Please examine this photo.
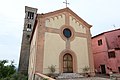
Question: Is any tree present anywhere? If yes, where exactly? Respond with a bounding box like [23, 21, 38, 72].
[0, 60, 16, 78]
[0, 60, 28, 80]
[0, 72, 28, 80]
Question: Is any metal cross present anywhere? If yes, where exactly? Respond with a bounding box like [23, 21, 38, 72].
[63, 0, 69, 8]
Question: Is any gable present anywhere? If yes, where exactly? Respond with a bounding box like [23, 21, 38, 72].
[43, 8, 92, 34]
[69, 14, 86, 33]
[45, 13, 66, 29]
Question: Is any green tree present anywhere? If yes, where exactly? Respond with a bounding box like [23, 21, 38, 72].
[0, 73, 28, 80]
[0, 60, 28, 80]
[0, 60, 16, 78]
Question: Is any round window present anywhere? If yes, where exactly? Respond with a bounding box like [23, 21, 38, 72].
[63, 28, 72, 38]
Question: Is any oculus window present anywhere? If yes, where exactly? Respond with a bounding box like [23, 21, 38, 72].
[63, 28, 72, 38]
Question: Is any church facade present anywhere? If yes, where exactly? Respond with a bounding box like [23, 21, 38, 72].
[19, 6, 94, 79]
[28, 7, 94, 79]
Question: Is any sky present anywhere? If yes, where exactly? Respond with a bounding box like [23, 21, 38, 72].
[0, 0, 120, 67]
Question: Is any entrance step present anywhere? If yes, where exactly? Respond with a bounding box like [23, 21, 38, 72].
[57, 73, 84, 80]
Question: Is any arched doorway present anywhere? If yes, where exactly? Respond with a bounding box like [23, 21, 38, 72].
[63, 53, 73, 73]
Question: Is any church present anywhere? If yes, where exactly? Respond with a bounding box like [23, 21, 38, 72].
[19, 5, 94, 80]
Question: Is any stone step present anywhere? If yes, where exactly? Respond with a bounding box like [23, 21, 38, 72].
[57, 73, 84, 80]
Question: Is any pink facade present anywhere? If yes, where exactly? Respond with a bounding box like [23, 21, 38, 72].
[92, 29, 120, 74]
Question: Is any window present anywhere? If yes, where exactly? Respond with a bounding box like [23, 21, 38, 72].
[118, 35, 120, 38]
[26, 35, 30, 39]
[27, 24, 32, 29]
[98, 39, 102, 46]
[27, 12, 34, 19]
[108, 51, 116, 58]
[118, 67, 120, 72]
[27, 24, 32, 31]
[63, 28, 71, 38]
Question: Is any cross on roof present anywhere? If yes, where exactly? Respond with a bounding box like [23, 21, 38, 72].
[63, 0, 69, 8]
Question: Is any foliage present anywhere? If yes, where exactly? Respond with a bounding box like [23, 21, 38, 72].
[0, 60, 28, 80]
[48, 65, 56, 74]
[0, 72, 28, 80]
[83, 66, 90, 73]
[0, 60, 16, 78]
[42, 78, 48, 80]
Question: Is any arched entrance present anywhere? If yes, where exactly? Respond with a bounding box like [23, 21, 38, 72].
[59, 50, 77, 73]
[63, 53, 73, 73]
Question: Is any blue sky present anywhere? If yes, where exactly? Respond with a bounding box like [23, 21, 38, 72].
[0, 0, 120, 67]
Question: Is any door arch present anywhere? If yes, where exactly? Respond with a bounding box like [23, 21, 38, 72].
[63, 53, 73, 73]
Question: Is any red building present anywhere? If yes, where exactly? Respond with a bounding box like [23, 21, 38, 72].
[92, 29, 120, 74]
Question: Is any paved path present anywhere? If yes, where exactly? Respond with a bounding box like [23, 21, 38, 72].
[59, 77, 110, 80]
[75, 77, 110, 80]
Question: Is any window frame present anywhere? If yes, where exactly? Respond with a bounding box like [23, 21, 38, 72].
[63, 28, 72, 38]
[27, 24, 32, 31]
[108, 51, 116, 58]
[98, 39, 102, 46]
[63, 53, 73, 73]
[27, 12, 34, 19]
